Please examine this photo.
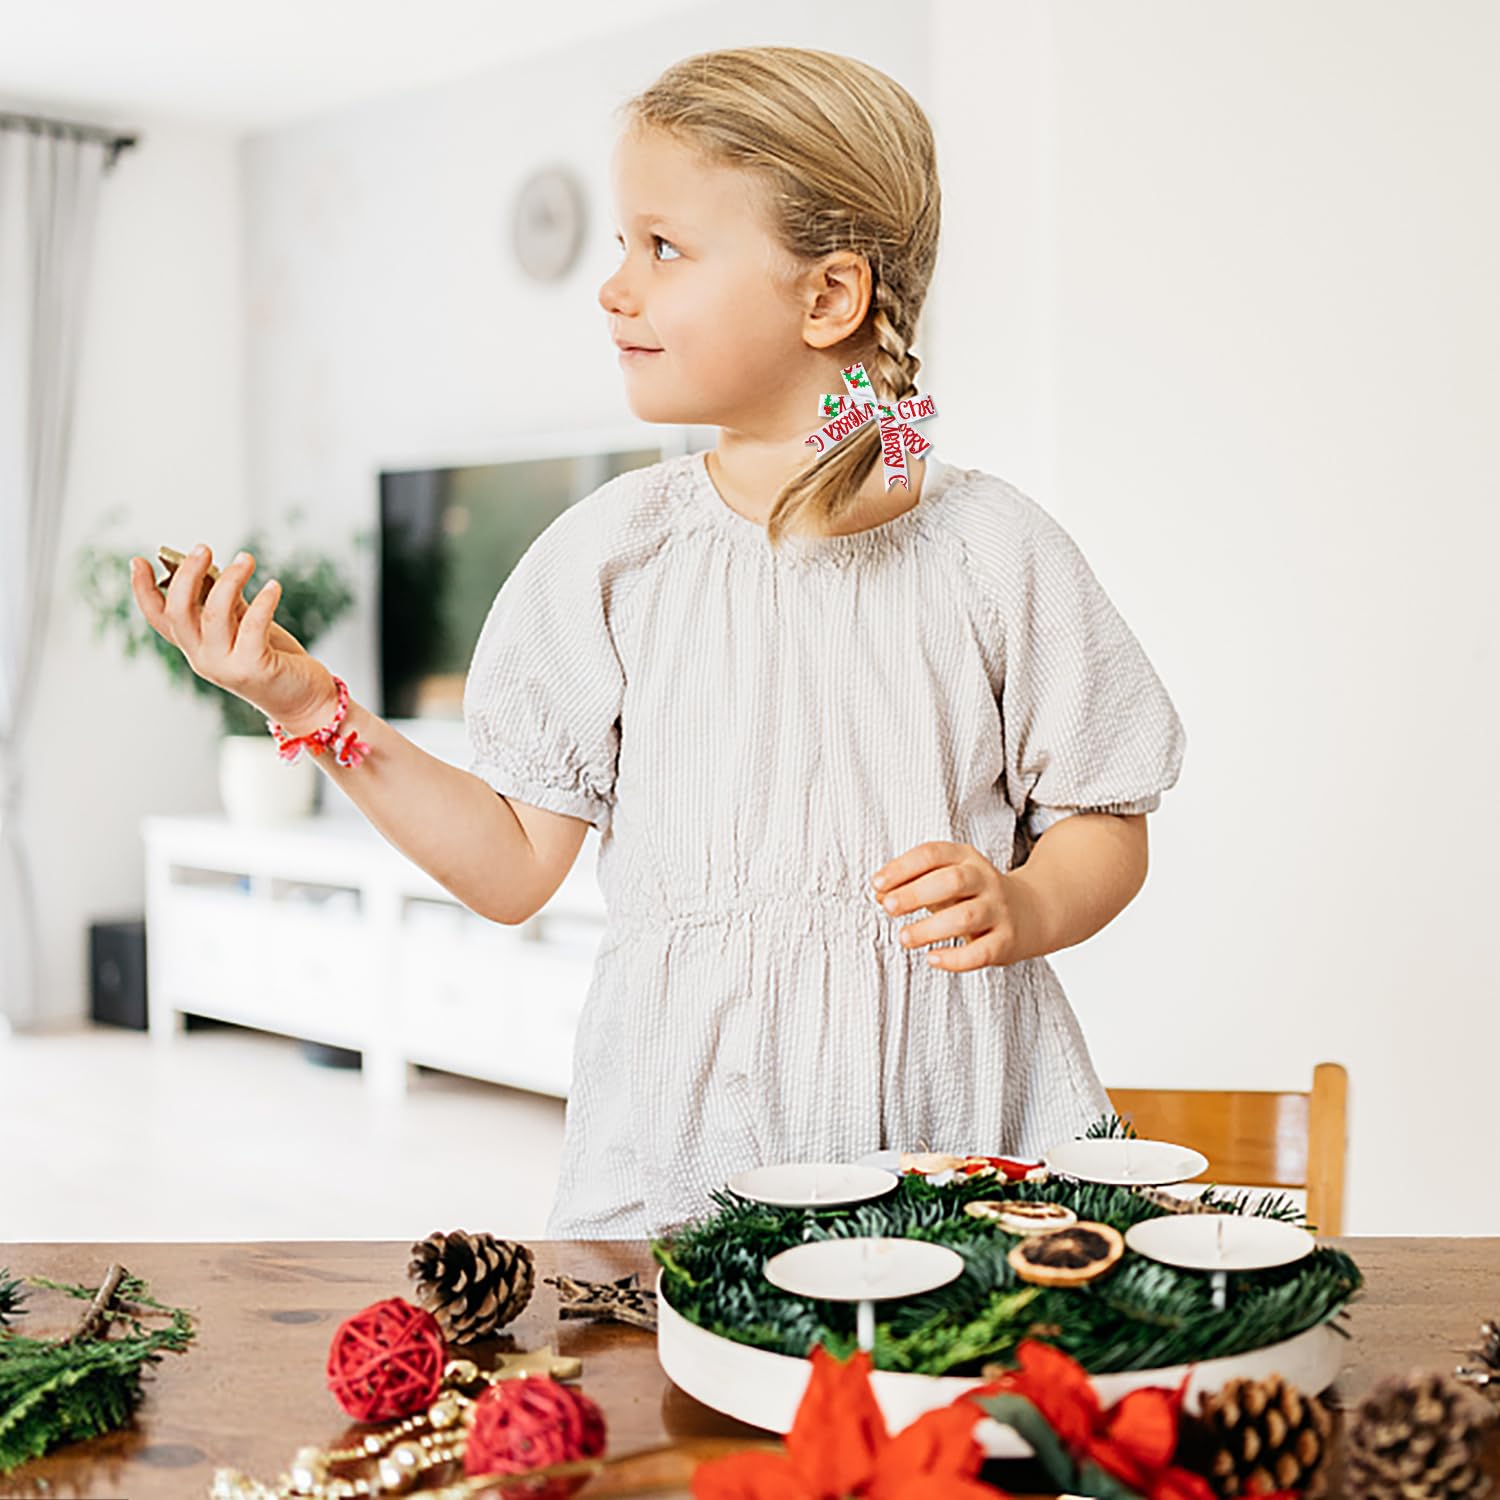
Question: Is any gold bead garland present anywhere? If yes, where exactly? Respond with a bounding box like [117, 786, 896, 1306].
[210, 1351, 587, 1500]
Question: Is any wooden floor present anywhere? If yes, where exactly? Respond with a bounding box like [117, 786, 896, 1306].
[0, 1020, 568, 1241]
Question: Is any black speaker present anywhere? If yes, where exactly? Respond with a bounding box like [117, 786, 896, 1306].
[89, 917, 148, 1030]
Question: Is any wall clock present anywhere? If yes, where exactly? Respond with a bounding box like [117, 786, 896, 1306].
[509, 164, 587, 282]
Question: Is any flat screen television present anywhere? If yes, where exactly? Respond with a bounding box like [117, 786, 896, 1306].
[377, 428, 709, 722]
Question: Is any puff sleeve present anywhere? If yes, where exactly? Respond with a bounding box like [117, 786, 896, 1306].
[463, 506, 625, 836]
[997, 507, 1186, 848]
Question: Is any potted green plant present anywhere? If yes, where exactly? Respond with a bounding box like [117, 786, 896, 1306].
[77, 507, 368, 824]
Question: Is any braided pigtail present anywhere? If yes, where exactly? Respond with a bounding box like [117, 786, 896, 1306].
[764, 277, 925, 548]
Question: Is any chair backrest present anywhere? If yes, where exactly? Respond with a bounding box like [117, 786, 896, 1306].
[1105, 1061, 1347, 1236]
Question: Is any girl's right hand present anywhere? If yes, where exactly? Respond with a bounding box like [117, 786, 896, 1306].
[128, 544, 338, 728]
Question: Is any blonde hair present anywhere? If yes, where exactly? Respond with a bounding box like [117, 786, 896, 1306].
[616, 47, 941, 549]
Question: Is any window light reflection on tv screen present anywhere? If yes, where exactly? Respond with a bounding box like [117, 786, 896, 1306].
[378, 445, 662, 720]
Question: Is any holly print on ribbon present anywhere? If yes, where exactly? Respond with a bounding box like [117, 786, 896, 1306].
[805, 361, 938, 491]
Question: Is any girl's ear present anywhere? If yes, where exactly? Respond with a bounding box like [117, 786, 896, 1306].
[801, 251, 873, 350]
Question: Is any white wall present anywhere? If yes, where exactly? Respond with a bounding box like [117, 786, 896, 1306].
[19, 2, 1499, 1234]
[13, 100, 250, 1033]
[931, 0, 1500, 1235]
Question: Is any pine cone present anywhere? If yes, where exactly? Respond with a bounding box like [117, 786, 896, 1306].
[1345, 1369, 1492, 1500]
[1196, 1373, 1334, 1499]
[407, 1229, 535, 1344]
[1457, 1319, 1500, 1397]
[1475, 1321, 1500, 1373]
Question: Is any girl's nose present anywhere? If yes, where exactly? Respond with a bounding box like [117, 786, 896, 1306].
[598, 266, 634, 318]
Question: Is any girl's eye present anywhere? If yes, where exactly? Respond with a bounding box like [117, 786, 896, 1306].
[613, 233, 681, 262]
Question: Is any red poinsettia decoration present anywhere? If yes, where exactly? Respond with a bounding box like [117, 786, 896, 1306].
[692, 1343, 1001, 1499]
[964, 1339, 1301, 1500]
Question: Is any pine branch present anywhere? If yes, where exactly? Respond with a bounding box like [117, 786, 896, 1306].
[0, 1270, 29, 1332]
[1196, 1184, 1308, 1223]
[0, 1269, 195, 1476]
[877, 1285, 1043, 1375]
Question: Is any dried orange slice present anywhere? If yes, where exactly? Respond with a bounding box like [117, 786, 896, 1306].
[965, 1199, 1078, 1235]
[1007, 1222, 1125, 1286]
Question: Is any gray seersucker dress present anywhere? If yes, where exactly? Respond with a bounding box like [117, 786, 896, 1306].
[463, 450, 1186, 1240]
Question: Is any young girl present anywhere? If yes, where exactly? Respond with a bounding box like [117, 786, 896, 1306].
[130, 46, 1184, 1243]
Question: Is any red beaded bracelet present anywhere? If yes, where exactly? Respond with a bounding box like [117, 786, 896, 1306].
[265, 675, 371, 769]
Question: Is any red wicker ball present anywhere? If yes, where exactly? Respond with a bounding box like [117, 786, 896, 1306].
[464, 1374, 607, 1482]
[325, 1296, 447, 1422]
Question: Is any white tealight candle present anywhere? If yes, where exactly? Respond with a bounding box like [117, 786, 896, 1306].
[1126, 1212, 1316, 1314]
[1126, 1213, 1315, 1271]
[726, 1162, 898, 1209]
[763, 1238, 966, 1353]
[1043, 1138, 1209, 1187]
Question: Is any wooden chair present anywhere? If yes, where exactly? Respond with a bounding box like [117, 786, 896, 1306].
[1105, 1062, 1348, 1235]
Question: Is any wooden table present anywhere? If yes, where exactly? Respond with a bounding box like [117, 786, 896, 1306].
[2, 1237, 1497, 1499]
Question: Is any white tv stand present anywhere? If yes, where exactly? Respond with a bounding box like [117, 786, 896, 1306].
[142, 811, 606, 1102]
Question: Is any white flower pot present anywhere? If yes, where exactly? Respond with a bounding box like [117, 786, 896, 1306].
[218, 734, 318, 824]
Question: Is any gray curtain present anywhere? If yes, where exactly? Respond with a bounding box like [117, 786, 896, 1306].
[0, 125, 114, 1033]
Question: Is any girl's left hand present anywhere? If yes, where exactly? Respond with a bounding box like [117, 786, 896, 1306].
[869, 841, 1049, 972]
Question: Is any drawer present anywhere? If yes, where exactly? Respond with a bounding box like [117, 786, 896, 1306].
[395, 925, 590, 1079]
[150, 890, 265, 1014]
[260, 904, 378, 1039]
